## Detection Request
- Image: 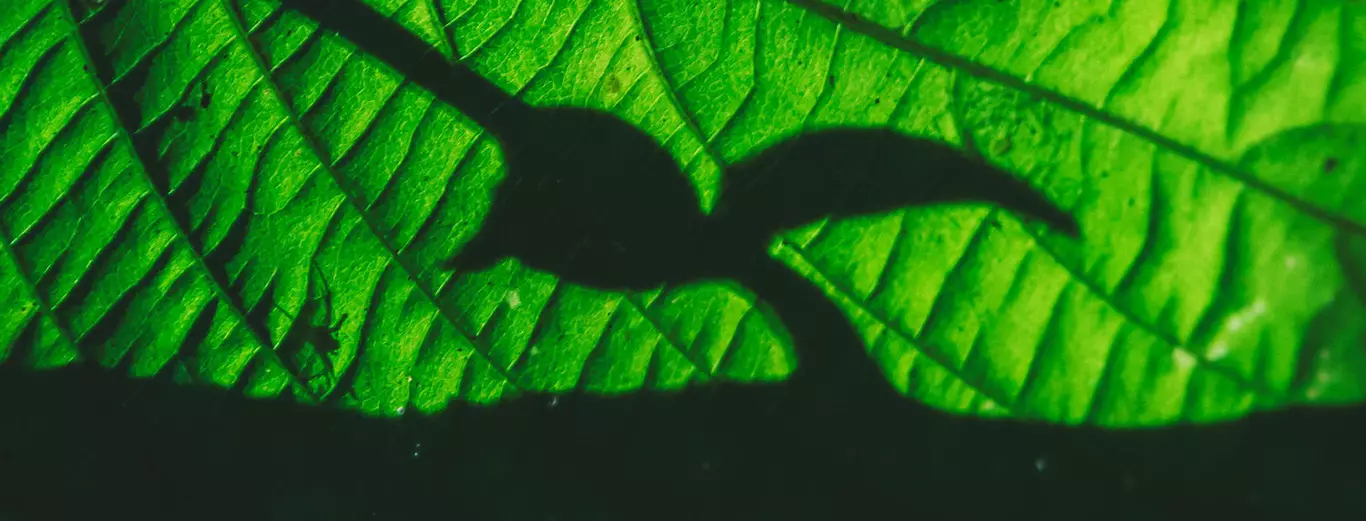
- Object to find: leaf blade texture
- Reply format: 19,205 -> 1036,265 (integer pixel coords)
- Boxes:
1,0 -> 1363,425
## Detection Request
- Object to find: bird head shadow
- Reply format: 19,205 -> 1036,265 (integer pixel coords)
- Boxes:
2,2 -> 1364,519
277,0 -> 1080,409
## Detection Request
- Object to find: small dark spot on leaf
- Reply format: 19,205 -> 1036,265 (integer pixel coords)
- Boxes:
827,74 -> 835,85
1324,157 -> 1339,173
633,35 -> 641,42
873,98 -> 881,105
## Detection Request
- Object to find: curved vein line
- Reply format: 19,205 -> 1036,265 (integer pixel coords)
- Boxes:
397,128 -> 487,255
776,239 -> 1018,412
571,299 -> 624,391
1012,218 -> 1274,399
782,0 -> 1366,236
629,0 -> 729,174
710,304 -> 754,375
1322,4 -> 1349,115
215,0 -> 525,390
1226,0 -> 1305,143
0,13 -> 62,127
106,1 -> 202,89
0,221 -> 80,359
621,294 -> 716,383
1079,324 -> 1126,424
363,95 -> 439,216
0,2 -> 53,57
53,0 -> 318,396
796,24 -> 841,129
0,95 -> 101,217
1009,281 -> 1068,409
423,0 -> 458,59
417,0 -> 730,388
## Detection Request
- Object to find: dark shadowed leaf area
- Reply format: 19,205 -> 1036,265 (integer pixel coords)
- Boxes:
3,363 -> 1366,519
3,0 -> 1366,518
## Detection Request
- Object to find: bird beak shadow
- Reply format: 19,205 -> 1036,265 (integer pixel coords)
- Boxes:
717,128 -> 1084,242
966,172 -> 1082,239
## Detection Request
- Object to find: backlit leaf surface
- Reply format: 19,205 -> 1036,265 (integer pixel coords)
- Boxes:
1,0 -> 1363,425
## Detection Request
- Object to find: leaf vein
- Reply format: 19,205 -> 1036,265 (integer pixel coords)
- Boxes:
777,238 -> 1018,412
0,213 -> 81,361
621,294 -> 716,383
54,0 -> 317,395
784,0 -> 1366,235
217,0 -> 526,391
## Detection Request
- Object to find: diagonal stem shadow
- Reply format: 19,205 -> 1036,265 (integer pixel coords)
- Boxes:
4,1 -> 1365,518
276,0 -> 1080,405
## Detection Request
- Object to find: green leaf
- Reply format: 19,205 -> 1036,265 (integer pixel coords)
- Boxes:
1,0 -> 1363,426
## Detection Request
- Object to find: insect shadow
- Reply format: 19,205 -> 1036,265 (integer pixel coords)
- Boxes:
48,0 -> 332,402
268,258 -> 352,400
5,2 -> 1362,519
280,0 -> 1080,409
8,3 -> 1366,516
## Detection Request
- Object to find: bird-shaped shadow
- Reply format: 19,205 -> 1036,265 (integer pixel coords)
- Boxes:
5,3 -> 1361,520
279,0 -> 1079,406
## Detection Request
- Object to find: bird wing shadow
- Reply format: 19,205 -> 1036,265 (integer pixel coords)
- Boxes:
272,0 -> 1084,404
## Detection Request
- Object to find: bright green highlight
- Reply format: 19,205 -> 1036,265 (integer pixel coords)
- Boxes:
0,0 -> 1363,426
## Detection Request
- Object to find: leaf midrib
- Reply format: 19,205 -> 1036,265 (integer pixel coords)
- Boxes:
0,208 -> 80,360
240,0 -> 731,394
783,0 -> 1366,236
777,237 -> 1019,412
38,0 -> 1325,402
52,0 -> 320,395
625,0 -> 1027,404
1014,213 -> 1280,400
215,0 -> 530,390
781,0 -> 1302,400
629,0 -> 1284,400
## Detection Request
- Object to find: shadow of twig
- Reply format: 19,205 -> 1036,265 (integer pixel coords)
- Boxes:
2,0 -> 1364,519
276,0 -> 1079,406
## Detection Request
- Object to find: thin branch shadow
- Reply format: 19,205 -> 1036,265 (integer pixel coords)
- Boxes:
275,0 -> 1081,406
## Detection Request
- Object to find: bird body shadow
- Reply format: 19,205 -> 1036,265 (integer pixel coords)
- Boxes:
4,2 -> 1363,518
276,0 -> 1080,410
